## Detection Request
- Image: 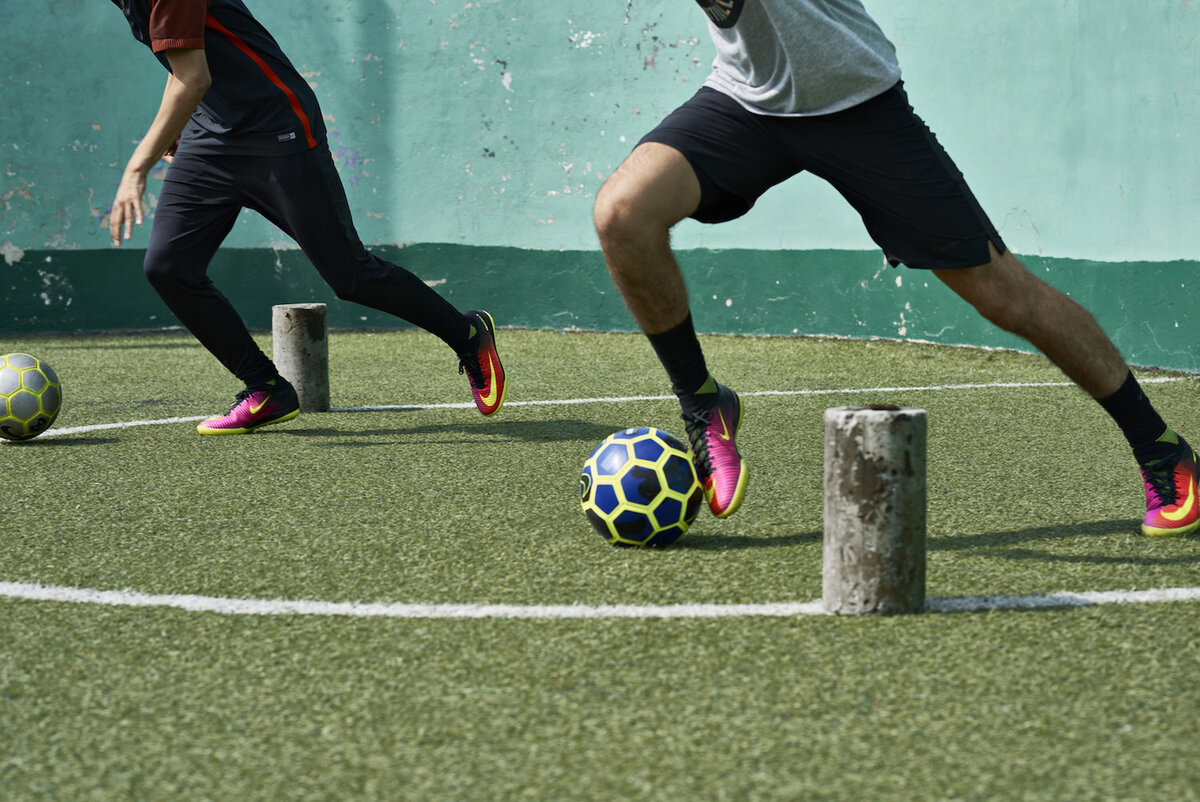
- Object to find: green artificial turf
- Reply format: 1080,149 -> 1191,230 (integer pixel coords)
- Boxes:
1,329 -> 1197,800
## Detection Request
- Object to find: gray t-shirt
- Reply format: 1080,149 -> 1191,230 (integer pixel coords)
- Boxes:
700,0 -> 901,116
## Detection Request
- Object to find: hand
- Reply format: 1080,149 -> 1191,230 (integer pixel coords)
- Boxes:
106,49 -> 209,247
109,168 -> 147,248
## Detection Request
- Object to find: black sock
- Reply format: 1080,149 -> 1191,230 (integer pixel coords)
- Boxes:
646,314 -> 710,393
645,314 -> 718,414
1097,371 -> 1177,463
249,374 -> 287,391
456,316 -> 477,355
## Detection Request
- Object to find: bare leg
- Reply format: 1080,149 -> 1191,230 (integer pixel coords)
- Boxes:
939,244 -> 1200,536
593,143 -> 703,335
593,143 -> 749,518
934,243 -> 1128,399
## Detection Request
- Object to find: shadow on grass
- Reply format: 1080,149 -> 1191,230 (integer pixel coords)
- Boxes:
51,341 -> 199,350
930,518 -> 1200,564
3,437 -> 119,447
929,518 -> 1133,548
973,546 -> 1199,565
684,531 -> 821,551
681,519 -> 1197,558
281,418 -> 625,445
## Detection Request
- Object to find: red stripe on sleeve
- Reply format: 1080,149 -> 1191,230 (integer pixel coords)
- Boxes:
150,0 -> 207,52
204,13 -> 318,149
152,37 -> 205,52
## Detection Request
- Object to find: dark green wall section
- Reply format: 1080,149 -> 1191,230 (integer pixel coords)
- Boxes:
2,246 -> 1196,372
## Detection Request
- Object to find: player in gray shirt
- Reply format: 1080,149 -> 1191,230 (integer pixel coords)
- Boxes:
592,0 -> 1197,537
703,0 -> 900,115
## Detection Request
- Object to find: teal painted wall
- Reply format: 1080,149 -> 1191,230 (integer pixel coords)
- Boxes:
6,245 -> 1195,374
3,2 -> 1198,368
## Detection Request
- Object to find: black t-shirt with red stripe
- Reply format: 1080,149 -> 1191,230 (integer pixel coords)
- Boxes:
112,0 -> 326,156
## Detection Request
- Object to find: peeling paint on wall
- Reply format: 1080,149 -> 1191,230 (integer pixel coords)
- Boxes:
2,241 -> 25,265
3,0 -> 1199,260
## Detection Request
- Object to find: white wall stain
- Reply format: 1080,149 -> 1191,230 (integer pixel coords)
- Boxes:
643,37 -> 659,70
567,22 -> 603,49
895,301 -> 912,337
2,241 -> 25,265
999,207 -> 1045,257
299,69 -> 322,92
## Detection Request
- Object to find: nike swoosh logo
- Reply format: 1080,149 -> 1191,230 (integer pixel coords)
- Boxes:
716,409 -> 732,441
1162,474 -> 1196,522
481,351 -> 501,408
249,396 -> 270,415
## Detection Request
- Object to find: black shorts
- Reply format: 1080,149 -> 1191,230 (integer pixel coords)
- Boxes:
639,83 -> 1005,270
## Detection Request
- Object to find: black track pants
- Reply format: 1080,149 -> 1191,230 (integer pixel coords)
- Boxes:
144,144 -> 468,387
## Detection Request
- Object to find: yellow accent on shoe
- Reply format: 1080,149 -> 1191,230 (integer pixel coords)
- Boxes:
1156,427 -> 1180,446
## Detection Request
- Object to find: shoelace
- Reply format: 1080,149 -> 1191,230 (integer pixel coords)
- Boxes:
458,350 -> 485,389
681,410 -> 714,475
1140,454 -> 1181,505
227,388 -> 256,413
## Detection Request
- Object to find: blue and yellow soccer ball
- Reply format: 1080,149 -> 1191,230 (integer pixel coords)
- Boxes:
0,353 -> 62,441
579,427 -> 704,547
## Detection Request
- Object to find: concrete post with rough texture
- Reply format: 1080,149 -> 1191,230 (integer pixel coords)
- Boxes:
272,303 -> 329,413
823,406 -> 927,615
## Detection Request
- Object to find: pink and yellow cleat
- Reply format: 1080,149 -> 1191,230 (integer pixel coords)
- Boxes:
681,382 -> 747,518
459,310 -> 506,416
196,380 -> 300,435
1139,440 -> 1199,537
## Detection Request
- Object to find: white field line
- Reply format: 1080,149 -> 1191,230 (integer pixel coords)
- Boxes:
34,375 -> 1197,437
2,582 -> 1199,618
41,415 -> 208,437
331,375 -> 1192,413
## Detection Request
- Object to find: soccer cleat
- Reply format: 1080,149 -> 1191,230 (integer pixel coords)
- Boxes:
1140,441 -> 1200,537
196,379 -> 300,435
681,383 -> 747,518
458,310 -> 506,416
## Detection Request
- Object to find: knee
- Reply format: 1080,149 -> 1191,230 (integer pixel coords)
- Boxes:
322,254 -> 391,303
592,181 -> 637,250
594,143 -> 699,259
593,179 -> 672,259
143,255 -> 181,291
325,273 -> 362,303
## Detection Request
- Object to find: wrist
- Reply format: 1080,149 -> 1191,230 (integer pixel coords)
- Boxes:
123,159 -> 153,180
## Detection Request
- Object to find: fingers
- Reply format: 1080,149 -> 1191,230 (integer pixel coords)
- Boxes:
109,174 -> 147,247
109,198 -> 144,248
110,206 -> 123,248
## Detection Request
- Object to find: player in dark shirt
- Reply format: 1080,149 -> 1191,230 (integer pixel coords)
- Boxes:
107,0 -> 507,434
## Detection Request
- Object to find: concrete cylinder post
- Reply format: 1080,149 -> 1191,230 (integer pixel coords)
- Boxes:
272,303 -> 329,413
822,406 -> 927,615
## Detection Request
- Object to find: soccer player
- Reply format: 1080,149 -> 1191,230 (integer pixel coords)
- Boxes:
106,0 -> 506,434
593,0 -> 1197,536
